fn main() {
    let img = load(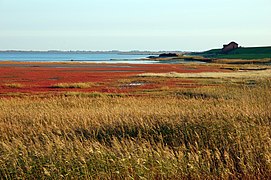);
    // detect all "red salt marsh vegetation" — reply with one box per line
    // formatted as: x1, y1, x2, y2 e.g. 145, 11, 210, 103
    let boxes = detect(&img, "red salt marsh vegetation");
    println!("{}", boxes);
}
0, 62, 227, 96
